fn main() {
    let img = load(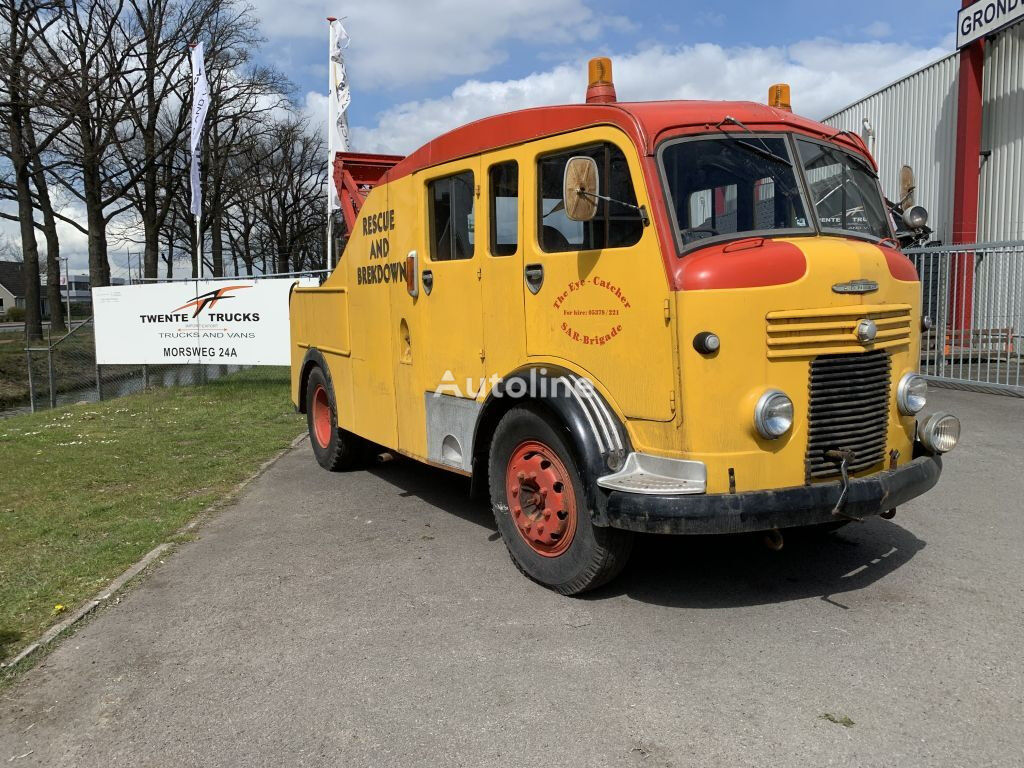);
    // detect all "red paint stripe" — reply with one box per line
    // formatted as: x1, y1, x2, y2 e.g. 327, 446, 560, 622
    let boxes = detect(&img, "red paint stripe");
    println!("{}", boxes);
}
679, 239, 807, 290
879, 244, 919, 282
